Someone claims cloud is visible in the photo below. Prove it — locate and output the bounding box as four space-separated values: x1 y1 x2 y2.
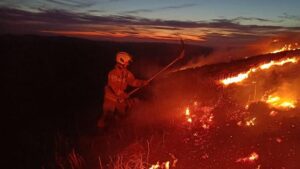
46 0 97 8
1 7 298 31
88 9 106 13
279 13 300 21
122 3 196 14
1 7 300 46
232 16 279 23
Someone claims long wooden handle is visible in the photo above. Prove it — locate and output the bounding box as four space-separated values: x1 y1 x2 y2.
128 39 185 97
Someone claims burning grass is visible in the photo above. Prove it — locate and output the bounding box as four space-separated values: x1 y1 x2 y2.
220 57 299 86
50 97 300 169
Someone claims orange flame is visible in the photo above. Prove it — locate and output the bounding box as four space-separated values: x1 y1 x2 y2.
249 152 259 161
245 117 256 127
220 57 298 86
149 161 172 169
269 110 278 117
237 117 256 127
221 71 250 85
185 107 190 116
271 43 300 53
263 95 296 110
259 57 298 69
184 107 193 123
236 152 259 163
183 105 215 128
149 162 160 169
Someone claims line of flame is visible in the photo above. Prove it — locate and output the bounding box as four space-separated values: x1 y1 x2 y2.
220 57 298 86
271 43 300 54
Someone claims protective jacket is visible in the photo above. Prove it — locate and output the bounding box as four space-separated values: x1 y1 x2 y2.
104 64 144 102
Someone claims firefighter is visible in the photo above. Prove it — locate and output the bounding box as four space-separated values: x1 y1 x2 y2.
97 52 147 128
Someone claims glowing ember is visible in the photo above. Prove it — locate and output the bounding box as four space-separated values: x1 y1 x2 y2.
193 101 198 106
269 110 278 117
245 117 256 126
184 107 193 123
276 137 283 143
197 109 214 129
182 104 215 129
220 57 298 86
263 95 296 110
236 152 259 163
185 107 190 116
237 117 257 127
249 152 259 161
202 124 209 129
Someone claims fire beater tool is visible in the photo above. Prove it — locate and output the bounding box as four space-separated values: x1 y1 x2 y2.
128 39 185 97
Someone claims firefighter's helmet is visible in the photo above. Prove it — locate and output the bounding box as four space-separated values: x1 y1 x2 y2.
116 52 132 65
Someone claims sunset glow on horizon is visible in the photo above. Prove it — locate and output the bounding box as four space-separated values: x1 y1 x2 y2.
1 0 300 46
